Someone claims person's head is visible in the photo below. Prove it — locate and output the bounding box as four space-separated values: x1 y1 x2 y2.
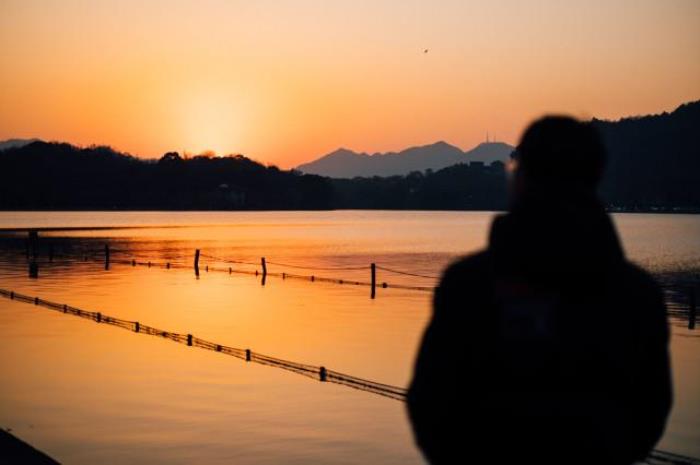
510 116 607 203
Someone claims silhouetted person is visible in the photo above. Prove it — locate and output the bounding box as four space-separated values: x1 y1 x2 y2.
407 116 672 464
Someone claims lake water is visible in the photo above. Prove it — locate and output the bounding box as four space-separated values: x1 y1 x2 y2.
0 211 698 464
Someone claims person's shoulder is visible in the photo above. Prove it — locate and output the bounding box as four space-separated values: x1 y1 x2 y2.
439 250 491 287
433 251 491 316
616 261 670 347
618 260 662 296
616 261 667 322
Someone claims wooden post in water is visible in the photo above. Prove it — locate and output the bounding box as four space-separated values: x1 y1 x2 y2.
261 257 267 286
104 244 110 270
29 261 38 279
319 366 327 382
371 263 376 299
689 286 697 330
245 349 251 361
28 230 39 259
194 249 200 277
187 334 193 346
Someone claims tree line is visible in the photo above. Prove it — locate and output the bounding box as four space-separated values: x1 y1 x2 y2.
0 100 697 211
0 142 510 211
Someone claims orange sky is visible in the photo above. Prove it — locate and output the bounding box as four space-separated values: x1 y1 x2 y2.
1 0 699 168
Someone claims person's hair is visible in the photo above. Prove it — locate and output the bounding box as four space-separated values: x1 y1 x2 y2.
512 116 607 191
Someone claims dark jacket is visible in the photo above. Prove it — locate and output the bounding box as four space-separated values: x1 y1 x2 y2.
407 193 672 464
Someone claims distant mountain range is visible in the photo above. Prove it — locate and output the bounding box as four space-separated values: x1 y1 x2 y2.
296 141 513 178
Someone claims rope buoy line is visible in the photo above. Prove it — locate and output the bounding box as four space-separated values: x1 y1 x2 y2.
200 253 370 271
1 287 698 464
115 252 437 293
108 257 392 289
0 288 407 401
14 248 698 326
375 265 440 280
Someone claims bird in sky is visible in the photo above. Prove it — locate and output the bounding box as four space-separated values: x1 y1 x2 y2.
424 49 429 53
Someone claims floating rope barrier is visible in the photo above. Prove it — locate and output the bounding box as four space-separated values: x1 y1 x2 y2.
200 254 367 272
196 252 436 292
375 265 440 279
7 244 698 327
6 244 697 324
264 260 369 272
199 253 260 267
0 288 408 401
1 287 697 464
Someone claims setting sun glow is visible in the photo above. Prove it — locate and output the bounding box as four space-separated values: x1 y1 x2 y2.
179 86 247 157
1 0 699 167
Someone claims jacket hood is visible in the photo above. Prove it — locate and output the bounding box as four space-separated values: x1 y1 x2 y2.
488 190 624 288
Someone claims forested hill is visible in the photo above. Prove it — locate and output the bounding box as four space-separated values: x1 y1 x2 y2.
0 144 334 210
594 100 700 209
0 100 698 211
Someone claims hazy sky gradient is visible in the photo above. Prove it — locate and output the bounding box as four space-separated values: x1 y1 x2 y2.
1 0 699 167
